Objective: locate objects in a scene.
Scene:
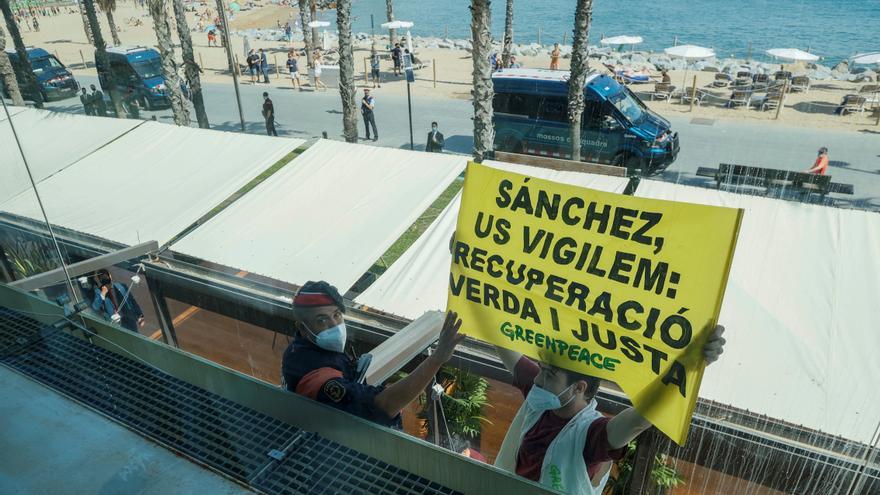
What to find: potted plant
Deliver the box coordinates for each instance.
[604,441,685,495]
[418,365,492,452]
[0,234,69,301]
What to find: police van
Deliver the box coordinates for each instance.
[96,46,171,110]
[492,68,679,175]
[4,47,79,101]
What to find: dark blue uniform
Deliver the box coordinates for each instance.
[281,336,401,427]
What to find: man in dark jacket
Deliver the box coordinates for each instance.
[262,91,277,136]
[90,269,144,333]
[426,121,445,152]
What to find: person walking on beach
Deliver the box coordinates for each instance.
[391,43,402,76]
[550,43,561,70]
[370,52,381,88]
[426,121,444,152]
[260,48,270,84]
[361,88,378,141]
[90,84,107,117]
[805,147,829,175]
[285,22,292,43]
[80,88,95,116]
[262,92,278,136]
[207,29,217,47]
[287,51,301,91]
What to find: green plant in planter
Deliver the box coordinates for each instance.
[418,365,492,449]
[604,441,685,495]
[1,234,60,279]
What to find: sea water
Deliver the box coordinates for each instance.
[338,0,880,64]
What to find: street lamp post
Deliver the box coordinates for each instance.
[218,1,246,132]
[403,53,414,150]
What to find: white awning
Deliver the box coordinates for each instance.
[1,118,303,246]
[0,108,143,202]
[634,180,880,444]
[171,140,467,292]
[355,162,630,319]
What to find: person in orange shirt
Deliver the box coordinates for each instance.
[806,147,829,174]
[550,43,561,70]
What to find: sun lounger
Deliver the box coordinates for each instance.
[649,82,676,101]
[681,88,711,106]
[727,89,753,108]
[713,73,732,87]
[617,71,652,84]
[839,95,867,115]
[736,70,751,80]
[774,70,792,81]
[858,85,880,105]
[790,76,810,93]
[753,73,770,84]
[761,90,784,111]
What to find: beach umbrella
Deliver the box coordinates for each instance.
[852,52,880,65]
[307,20,330,28]
[765,48,819,62]
[601,35,643,53]
[307,21,331,51]
[664,44,716,88]
[381,20,414,53]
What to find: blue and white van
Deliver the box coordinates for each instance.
[492,68,679,175]
[4,47,79,101]
[96,46,171,110]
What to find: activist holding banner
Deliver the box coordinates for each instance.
[282,281,465,426]
[447,162,742,492]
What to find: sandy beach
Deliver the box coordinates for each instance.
[8,3,880,131]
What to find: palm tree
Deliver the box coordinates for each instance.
[171,0,209,128]
[470,0,494,163]
[385,0,397,47]
[297,0,313,68]
[567,0,593,162]
[82,0,124,117]
[79,5,95,44]
[501,0,514,68]
[309,0,319,48]
[336,0,357,143]
[0,0,43,108]
[96,0,121,46]
[0,24,25,106]
[147,0,190,126]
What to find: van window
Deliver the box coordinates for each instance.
[539,96,568,122]
[496,93,538,118]
[582,101,605,129]
[132,59,163,80]
[30,56,63,74]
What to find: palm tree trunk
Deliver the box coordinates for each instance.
[567,0,593,162]
[82,0,124,117]
[470,0,494,163]
[501,0,514,68]
[336,0,357,143]
[148,0,190,126]
[105,9,121,45]
[309,0,318,48]
[79,3,94,43]
[0,0,43,108]
[297,0,313,68]
[0,24,25,106]
[385,0,396,47]
[172,0,209,128]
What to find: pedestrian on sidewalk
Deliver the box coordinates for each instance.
[391,43,402,76]
[426,121,445,152]
[361,88,377,141]
[90,84,107,117]
[262,92,278,136]
[80,87,95,116]
[260,48,270,84]
[247,49,258,83]
[287,51,301,91]
[805,147,829,175]
[370,52,381,88]
[313,50,327,91]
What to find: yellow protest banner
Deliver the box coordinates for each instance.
[447,162,742,445]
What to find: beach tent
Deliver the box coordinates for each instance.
[0,114,304,246]
[382,20,414,53]
[170,140,467,292]
[852,52,880,65]
[664,44,715,90]
[355,161,630,319]
[631,180,880,445]
[765,48,819,62]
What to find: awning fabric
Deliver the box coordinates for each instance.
[355,161,631,320]
[1,116,303,246]
[633,180,880,444]
[171,140,468,292]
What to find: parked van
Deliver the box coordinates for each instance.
[95,46,170,110]
[492,68,679,175]
[4,47,79,101]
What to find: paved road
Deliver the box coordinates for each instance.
[51,76,880,210]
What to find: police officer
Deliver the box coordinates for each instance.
[281,281,464,426]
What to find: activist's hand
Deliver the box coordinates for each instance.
[703,325,725,365]
[431,311,465,363]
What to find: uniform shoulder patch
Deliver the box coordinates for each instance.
[322,379,346,403]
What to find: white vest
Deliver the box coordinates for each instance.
[495,396,610,495]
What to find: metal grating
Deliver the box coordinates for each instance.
[0,306,462,495]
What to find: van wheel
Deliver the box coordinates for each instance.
[614,153,643,175]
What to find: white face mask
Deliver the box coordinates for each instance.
[304,322,347,353]
[526,383,576,411]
